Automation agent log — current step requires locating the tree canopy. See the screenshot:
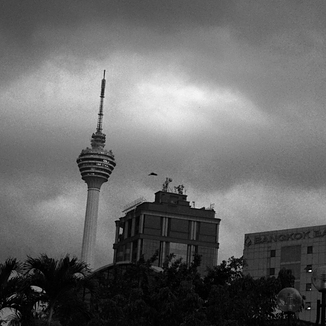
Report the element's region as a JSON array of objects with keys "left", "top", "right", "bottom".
[{"left": 0, "top": 254, "right": 311, "bottom": 326}]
